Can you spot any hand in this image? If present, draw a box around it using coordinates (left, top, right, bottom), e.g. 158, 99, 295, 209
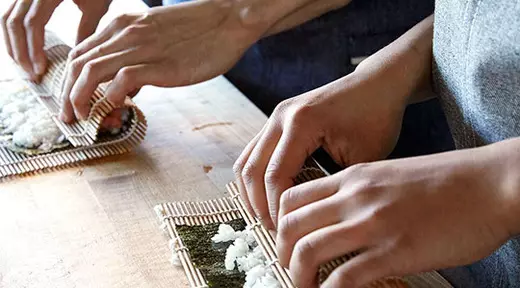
1, 0, 111, 81
58, 1, 262, 123
233, 70, 407, 229
275, 150, 513, 288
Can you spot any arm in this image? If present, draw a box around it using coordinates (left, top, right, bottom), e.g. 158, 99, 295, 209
233, 15, 435, 229
353, 14, 435, 104
481, 137, 520, 236
246, 0, 352, 36
273, 136, 520, 288
56, 0, 353, 122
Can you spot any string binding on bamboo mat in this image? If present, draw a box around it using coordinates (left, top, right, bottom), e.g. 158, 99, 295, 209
153, 164, 454, 288
0, 31, 148, 180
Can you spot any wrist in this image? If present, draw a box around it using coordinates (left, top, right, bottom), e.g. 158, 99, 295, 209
485, 138, 520, 236
354, 15, 434, 105
219, 0, 318, 41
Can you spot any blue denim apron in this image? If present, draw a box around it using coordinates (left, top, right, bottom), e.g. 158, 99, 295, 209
163, 0, 455, 163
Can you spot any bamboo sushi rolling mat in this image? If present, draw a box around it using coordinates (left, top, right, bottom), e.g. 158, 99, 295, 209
0, 1, 272, 287
0, 1, 454, 287
0, 31, 148, 180
154, 165, 454, 288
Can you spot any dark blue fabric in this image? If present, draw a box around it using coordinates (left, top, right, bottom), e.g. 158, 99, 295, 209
225, 0, 455, 167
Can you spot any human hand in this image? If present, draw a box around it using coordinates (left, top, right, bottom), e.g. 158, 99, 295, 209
233, 70, 408, 229
58, 1, 262, 123
1, 0, 111, 81
275, 150, 513, 288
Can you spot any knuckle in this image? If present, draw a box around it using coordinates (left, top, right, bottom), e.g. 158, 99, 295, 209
1, 12, 9, 25
121, 25, 146, 43
293, 238, 316, 264
68, 48, 81, 60
277, 214, 297, 240
113, 14, 132, 26
69, 59, 84, 78
272, 99, 292, 116
136, 12, 154, 25
83, 60, 100, 75
118, 67, 136, 83
7, 16, 23, 30
23, 15, 39, 29
264, 164, 282, 187
346, 162, 370, 176
289, 104, 313, 126
93, 44, 107, 56
122, 25, 139, 37
341, 164, 376, 192
232, 159, 245, 177
279, 188, 294, 212
241, 162, 258, 184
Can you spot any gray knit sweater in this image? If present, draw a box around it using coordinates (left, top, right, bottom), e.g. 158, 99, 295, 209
433, 0, 520, 286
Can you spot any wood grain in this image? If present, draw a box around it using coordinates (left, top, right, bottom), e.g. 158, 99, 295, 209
0, 1, 267, 287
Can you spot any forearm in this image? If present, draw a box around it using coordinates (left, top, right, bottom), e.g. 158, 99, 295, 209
262, 0, 351, 36
293, 15, 434, 113
354, 14, 435, 105
424, 136, 520, 239
225, 0, 351, 37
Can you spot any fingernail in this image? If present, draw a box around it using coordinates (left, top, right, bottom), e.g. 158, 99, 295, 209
104, 118, 117, 129
78, 112, 88, 121
268, 229, 277, 240
59, 112, 71, 123
34, 62, 45, 75
112, 119, 122, 128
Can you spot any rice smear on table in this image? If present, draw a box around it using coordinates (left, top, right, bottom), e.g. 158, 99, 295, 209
212, 224, 281, 288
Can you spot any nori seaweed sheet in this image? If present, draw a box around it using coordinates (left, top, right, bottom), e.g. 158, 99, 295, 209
176, 219, 248, 288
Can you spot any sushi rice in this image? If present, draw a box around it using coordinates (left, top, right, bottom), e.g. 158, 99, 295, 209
0, 81, 65, 151
212, 224, 282, 288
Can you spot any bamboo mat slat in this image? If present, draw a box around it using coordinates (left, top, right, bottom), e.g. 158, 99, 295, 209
154, 165, 453, 288
0, 32, 148, 180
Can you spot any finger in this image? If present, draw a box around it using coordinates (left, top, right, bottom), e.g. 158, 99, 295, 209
128, 87, 140, 97
104, 64, 163, 108
7, 0, 35, 79
265, 127, 321, 226
241, 120, 282, 230
1, 0, 17, 58
25, 0, 62, 76
66, 48, 143, 120
321, 248, 392, 288
60, 25, 144, 122
68, 13, 132, 60
233, 123, 268, 219
101, 109, 122, 129
75, 6, 108, 45
287, 223, 370, 288
278, 176, 338, 221
277, 194, 340, 267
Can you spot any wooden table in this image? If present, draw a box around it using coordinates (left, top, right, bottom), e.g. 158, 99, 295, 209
0, 1, 266, 287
